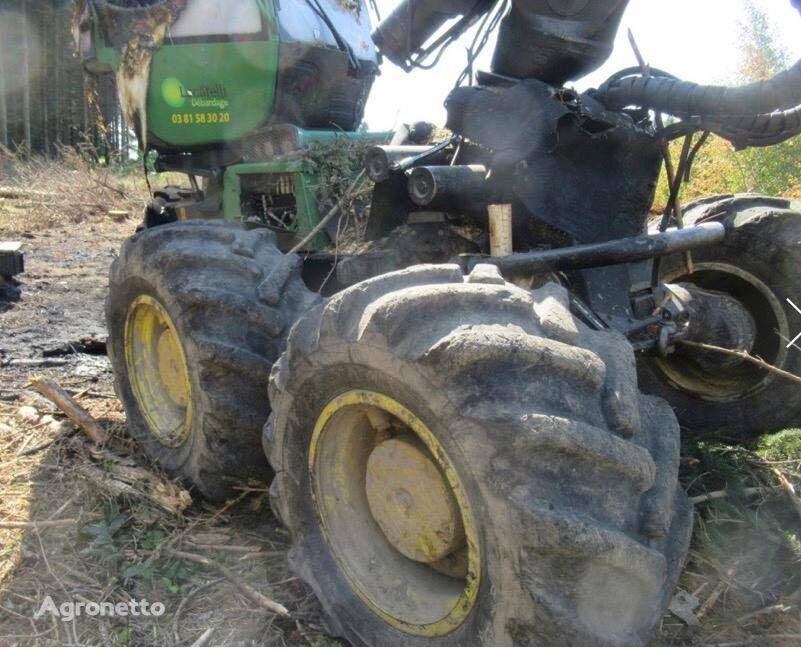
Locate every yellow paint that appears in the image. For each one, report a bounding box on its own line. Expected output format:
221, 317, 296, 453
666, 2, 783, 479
365, 435, 464, 563
124, 295, 193, 447
310, 390, 480, 637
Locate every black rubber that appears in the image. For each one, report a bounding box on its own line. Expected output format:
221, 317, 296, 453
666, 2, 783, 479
106, 220, 319, 501
640, 194, 801, 438
266, 263, 692, 645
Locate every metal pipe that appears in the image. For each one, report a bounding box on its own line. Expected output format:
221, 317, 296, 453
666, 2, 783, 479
365, 145, 445, 182
407, 164, 489, 208
464, 222, 726, 274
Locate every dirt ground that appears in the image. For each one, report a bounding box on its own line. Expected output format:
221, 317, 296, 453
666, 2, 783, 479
1, 157, 800, 646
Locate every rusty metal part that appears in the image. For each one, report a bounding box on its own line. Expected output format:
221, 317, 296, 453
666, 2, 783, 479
365, 435, 464, 563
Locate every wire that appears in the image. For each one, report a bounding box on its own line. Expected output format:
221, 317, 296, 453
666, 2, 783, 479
368, 0, 380, 22
454, 0, 507, 87
404, 1, 499, 72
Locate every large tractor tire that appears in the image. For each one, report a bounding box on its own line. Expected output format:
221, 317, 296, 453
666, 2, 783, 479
266, 264, 692, 645
640, 194, 801, 438
106, 220, 318, 501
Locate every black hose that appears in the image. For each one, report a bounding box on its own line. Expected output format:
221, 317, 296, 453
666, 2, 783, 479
597, 61, 801, 118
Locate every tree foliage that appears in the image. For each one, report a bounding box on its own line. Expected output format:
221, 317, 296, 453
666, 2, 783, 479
655, 1, 801, 211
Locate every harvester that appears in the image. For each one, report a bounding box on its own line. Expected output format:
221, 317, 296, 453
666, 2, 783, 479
74, 0, 801, 643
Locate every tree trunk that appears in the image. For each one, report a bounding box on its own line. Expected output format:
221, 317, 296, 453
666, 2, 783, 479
22, 0, 32, 156
0, 23, 8, 148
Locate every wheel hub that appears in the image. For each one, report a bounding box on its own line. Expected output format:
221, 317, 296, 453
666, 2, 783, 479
124, 295, 193, 447
657, 263, 788, 401
308, 390, 480, 636
365, 435, 464, 563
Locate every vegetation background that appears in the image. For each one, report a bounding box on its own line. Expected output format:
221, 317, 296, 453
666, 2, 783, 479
654, 2, 801, 208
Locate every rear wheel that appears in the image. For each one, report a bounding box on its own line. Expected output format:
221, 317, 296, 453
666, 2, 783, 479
267, 264, 692, 644
106, 220, 318, 501
640, 195, 801, 437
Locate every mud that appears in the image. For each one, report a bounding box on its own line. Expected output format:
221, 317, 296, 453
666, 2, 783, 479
0, 219, 129, 396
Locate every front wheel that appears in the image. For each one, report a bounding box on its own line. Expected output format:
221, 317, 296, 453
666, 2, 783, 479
106, 220, 318, 501
639, 195, 801, 437
267, 264, 692, 645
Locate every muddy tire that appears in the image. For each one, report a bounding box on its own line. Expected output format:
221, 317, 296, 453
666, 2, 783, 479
266, 264, 692, 645
640, 194, 801, 437
106, 220, 319, 501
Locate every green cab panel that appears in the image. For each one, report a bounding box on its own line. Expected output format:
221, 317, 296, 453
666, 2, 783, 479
147, 39, 279, 148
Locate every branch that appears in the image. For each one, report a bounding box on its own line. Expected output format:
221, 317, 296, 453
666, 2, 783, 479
0, 519, 77, 529
768, 466, 801, 524
287, 170, 367, 255
31, 377, 110, 445
164, 549, 290, 617
677, 340, 801, 386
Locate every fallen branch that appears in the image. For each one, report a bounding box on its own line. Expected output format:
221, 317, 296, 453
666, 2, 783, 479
164, 549, 290, 617
77, 463, 191, 516
768, 466, 801, 523
690, 486, 769, 505
697, 562, 740, 619
678, 340, 801, 386
0, 519, 77, 530
191, 628, 214, 647
11, 201, 106, 210
0, 187, 58, 200
287, 169, 367, 255
31, 378, 110, 445
110, 464, 192, 515
737, 602, 793, 624
172, 579, 225, 644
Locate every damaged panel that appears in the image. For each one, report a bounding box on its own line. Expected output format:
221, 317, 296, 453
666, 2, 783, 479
446, 79, 661, 244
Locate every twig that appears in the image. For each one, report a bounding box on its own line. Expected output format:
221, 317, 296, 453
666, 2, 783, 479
0, 519, 76, 529
697, 562, 740, 619
678, 340, 801, 386
690, 486, 767, 505
287, 170, 367, 255
164, 549, 290, 617
185, 542, 262, 553
768, 466, 801, 523
172, 579, 224, 644
191, 628, 215, 647
31, 377, 110, 445
737, 602, 793, 624
91, 174, 128, 199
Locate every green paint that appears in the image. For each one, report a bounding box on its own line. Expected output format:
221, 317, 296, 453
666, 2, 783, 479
147, 39, 279, 147
160, 77, 186, 109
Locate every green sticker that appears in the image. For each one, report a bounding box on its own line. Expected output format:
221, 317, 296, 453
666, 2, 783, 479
161, 77, 186, 109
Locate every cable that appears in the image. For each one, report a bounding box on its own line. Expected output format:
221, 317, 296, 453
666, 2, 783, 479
454, 0, 508, 87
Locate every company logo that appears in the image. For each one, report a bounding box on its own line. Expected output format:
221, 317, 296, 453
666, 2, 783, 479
161, 77, 186, 108
161, 78, 230, 111
35, 596, 165, 622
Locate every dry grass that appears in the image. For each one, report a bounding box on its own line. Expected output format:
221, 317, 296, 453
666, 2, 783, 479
657, 433, 801, 645
0, 145, 175, 234
0, 386, 325, 646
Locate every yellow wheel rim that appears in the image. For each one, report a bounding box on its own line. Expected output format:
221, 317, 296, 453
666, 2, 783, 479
124, 295, 193, 447
309, 390, 480, 637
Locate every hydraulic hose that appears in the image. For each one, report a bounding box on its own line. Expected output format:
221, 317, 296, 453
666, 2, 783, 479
596, 60, 801, 118
595, 0, 801, 145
